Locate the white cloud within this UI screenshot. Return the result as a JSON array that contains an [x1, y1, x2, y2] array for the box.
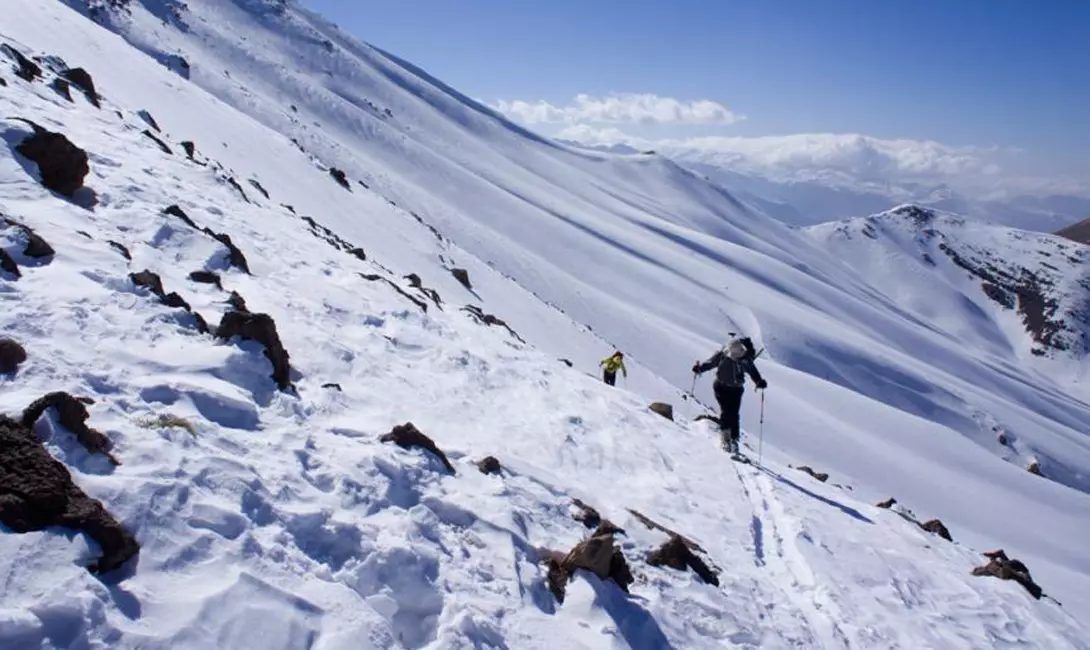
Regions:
[[493, 93, 745, 126]]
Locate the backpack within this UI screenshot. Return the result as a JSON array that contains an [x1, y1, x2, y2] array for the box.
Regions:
[[725, 336, 758, 361]]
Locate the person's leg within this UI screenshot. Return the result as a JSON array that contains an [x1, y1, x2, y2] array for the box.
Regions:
[[714, 383, 744, 452], [603, 370, 616, 386]]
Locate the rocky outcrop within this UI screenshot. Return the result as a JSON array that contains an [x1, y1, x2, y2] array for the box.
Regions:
[[188, 270, 223, 289], [130, 270, 209, 333], [647, 535, 720, 586], [0, 415, 139, 574], [163, 205, 251, 275], [142, 130, 172, 155], [215, 297, 292, 390], [919, 518, 952, 542], [476, 456, 501, 475], [571, 498, 602, 529], [544, 527, 633, 603], [875, 497, 897, 509], [0, 338, 27, 373], [649, 402, 674, 420], [107, 240, 132, 261], [3, 217, 55, 259], [300, 215, 366, 262], [795, 465, 829, 482], [972, 549, 1043, 599], [358, 273, 429, 312], [50, 78, 73, 102], [21, 392, 119, 465], [462, 305, 525, 343], [1027, 459, 1043, 476], [329, 168, 351, 190], [14, 121, 89, 197], [0, 248, 20, 279], [404, 273, 443, 310], [380, 422, 455, 473], [451, 268, 472, 290], [2, 44, 41, 82]]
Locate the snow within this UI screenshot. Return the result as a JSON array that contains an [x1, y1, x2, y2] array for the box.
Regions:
[[0, 0, 1089, 647]]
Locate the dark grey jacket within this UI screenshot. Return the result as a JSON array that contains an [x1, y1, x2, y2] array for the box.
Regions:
[[695, 350, 764, 388]]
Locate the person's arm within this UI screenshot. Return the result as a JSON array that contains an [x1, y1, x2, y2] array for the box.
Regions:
[[620, 360, 628, 377], [745, 360, 767, 388], [693, 351, 722, 375]]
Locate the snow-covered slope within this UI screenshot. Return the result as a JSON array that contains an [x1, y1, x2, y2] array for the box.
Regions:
[[1, 1, 1090, 647]]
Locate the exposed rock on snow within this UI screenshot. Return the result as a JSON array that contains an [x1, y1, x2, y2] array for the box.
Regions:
[[21, 392, 119, 465], [920, 518, 953, 542], [50, 77, 73, 103], [451, 267, 472, 290], [163, 204, 251, 274], [62, 67, 101, 108], [461, 305, 525, 343], [649, 402, 674, 420], [404, 272, 443, 310], [215, 298, 292, 390], [571, 498, 602, 529], [0, 248, 20, 278], [188, 269, 222, 289], [13, 120, 89, 197], [795, 465, 830, 482], [876, 497, 897, 509], [0, 415, 139, 574], [972, 549, 1044, 599], [328, 167, 350, 190], [647, 534, 720, 586], [1, 44, 41, 82], [476, 455, 501, 475], [0, 338, 27, 374], [380, 422, 456, 473], [107, 239, 131, 260], [141, 129, 172, 155], [130, 269, 210, 333], [545, 527, 633, 603], [2, 217, 55, 259], [1028, 459, 1044, 476]]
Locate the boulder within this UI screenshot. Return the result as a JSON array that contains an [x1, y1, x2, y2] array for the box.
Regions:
[[21, 392, 118, 465], [216, 308, 291, 389], [451, 267, 472, 290], [647, 534, 720, 586], [0, 415, 139, 574], [379, 422, 455, 473], [649, 402, 674, 420], [476, 456, 501, 475], [14, 121, 89, 197], [0, 338, 27, 373], [919, 518, 952, 542], [875, 497, 897, 509], [972, 549, 1043, 599]]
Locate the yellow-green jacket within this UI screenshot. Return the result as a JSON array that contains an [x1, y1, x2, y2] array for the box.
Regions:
[[600, 355, 627, 376]]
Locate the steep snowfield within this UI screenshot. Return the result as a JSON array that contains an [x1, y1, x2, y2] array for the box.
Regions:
[[1, 1, 1089, 647]]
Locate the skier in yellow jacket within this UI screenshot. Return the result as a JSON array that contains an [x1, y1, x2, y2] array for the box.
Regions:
[[599, 351, 627, 386]]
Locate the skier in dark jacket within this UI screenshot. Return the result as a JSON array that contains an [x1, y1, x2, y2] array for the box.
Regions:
[[693, 338, 766, 453]]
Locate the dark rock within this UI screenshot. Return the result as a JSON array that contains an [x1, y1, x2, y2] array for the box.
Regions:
[[2, 217, 54, 258], [545, 525, 633, 603], [188, 270, 222, 289], [224, 176, 250, 203], [0, 77, 6, 86], [209, 231, 251, 274], [358, 273, 428, 312], [1027, 459, 1043, 476], [380, 422, 455, 473], [649, 402, 674, 421], [0, 415, 139, 574], [163, 204, 199, 229], [997, 432, 1010, 447], [14, 121, 89, 197], [216, 307, 292, 390], [130, 270, 208, 333], [920, 518, 952, 542], [62, 68, 100, 107], [2, 45, 41, 82], [180, 141, 196, 160], [347, 247, 366, 261], [141, 130, 172, 155], [559, 358, 573, 367], [1, 248, 21, 279], [321, 383, 342, 391], [451, 267, 472, 290], [461, 305, 525, 343], [0, 338, 27, 373], [647, 534, 720, 586], [50, 78, 73, 102], [628, 508, 707, 553], [137, 109, 160, 132], [248, 179, 270, 200], [404, 273, 443, 309], [107, 240, 132, 261], [227, 290, 248, 313], [329, 168, 351, 190], [572, 498, 601, 529], [476, 456, 501, 475], [876, 497, 897, 509], [972, 549, 1043, 599], [21, 392, 118, 465], [796, 465, 829, 482]]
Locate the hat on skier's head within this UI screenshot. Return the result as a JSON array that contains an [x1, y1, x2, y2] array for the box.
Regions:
[[726, 339, 747, 360], [613, 351, 623, 358]]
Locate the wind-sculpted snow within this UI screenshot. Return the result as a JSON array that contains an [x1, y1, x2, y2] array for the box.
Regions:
[[0, 1, 1088, 647]]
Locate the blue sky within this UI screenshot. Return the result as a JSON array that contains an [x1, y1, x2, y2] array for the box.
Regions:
[[303, 0, 1088, 179]]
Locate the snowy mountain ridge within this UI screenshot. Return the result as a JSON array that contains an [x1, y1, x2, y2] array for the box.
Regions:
[[1, 0, 1089, 647]]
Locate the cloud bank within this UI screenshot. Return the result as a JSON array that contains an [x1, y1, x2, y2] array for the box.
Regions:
[[492, 93, 745, 126]]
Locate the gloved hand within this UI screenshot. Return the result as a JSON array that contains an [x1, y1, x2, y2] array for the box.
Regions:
[[691, 363, 700, 374], [756, 379, 768, 390]]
